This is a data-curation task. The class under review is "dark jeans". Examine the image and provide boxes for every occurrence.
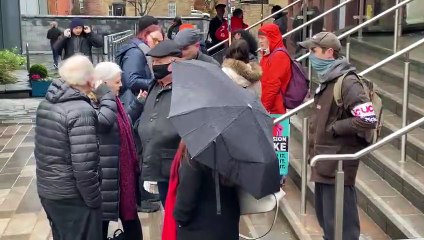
[40,197,102,240]
[51,44,59,66]
[102,216,142,240]
[157,181,169,207]
[314,183,360,240]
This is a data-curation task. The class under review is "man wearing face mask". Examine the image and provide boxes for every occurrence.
[258,23,292,114]
[299,32,377,240]
[137,40,182,208]
[116,16,163,213]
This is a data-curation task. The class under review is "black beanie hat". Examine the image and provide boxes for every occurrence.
[70,18,84,29]
[138,16,159,33]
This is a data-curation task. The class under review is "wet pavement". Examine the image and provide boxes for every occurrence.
[0,98,297,240]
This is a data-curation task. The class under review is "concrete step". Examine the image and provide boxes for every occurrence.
[290,116,424,239]
[380,111,424,167]
[350,37,424,77]
[285,123,390,240]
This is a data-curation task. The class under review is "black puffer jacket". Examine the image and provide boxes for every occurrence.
[94,84,144,221]
[34,79,101,209]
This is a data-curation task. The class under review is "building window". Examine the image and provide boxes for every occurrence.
[168,2,176,17]
[108,5,113,16]
[113,3,126,16]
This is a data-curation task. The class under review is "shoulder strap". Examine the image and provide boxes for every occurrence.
[239,193,280,240]
[333,72,351,107]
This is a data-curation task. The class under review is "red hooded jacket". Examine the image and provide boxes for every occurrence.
[259,24,291,114]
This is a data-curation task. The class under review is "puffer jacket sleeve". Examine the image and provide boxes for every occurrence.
[95,84,117,133]
[68,110,101,208]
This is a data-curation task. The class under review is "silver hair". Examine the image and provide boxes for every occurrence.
[58,55,94,86]
[94,62,122,85]
[50,21,58,27]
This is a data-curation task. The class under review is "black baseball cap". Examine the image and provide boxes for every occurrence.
[147,40,182,58]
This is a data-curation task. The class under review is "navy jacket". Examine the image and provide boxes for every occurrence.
[116,38,154,107]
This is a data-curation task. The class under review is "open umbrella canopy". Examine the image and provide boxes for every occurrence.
[169,60,280,199]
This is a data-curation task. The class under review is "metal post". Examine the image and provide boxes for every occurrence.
[301,0,308,66]
[108,36,113,61]
[334,161,345,240]
[346,36,351,62]
[308,26,313,84]
[401,53,410,162]
[25,43,30,71]
[301,117,309,215]
[358,0,365,39]
[302,0,308,43]
[394,0,401,53]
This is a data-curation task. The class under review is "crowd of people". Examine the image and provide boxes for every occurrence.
[38,3,377,240]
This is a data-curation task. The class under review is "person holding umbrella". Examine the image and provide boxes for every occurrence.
[163,60,281,240]
[137,40,183,207]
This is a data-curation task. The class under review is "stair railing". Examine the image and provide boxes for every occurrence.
[272,0,415,221]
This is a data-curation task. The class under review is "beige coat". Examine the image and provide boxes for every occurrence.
[222,59,262,98]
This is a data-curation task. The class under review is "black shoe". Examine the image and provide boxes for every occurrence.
[140,189,160,202]
[137,201,160,213]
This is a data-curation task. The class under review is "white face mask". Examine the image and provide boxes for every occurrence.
[260,48,270,55]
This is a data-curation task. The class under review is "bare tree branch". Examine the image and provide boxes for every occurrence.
[146,0,158,15]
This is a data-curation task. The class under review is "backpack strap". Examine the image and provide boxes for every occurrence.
[333,72,360,107]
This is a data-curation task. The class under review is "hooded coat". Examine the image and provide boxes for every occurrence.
[34,79,101,209]
[309,58,377,185]
[222,59,262,97]
[259,24,291,114]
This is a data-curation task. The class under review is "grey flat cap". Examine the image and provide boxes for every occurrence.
[147,40,182,58]
[174,29,201,48]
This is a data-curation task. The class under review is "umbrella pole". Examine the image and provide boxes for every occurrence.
[213,141,222,215]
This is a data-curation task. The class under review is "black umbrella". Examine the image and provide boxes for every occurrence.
[169,60,280,199]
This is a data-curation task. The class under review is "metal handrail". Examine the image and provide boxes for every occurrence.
[282,0,354,39]
[296,0,414,62]
[310,118,424,166]
[207,0,302,52]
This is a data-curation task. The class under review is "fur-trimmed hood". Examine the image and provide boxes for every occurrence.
[222,59,263,98]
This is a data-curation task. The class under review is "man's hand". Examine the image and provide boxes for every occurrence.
[64,29,71,38]
[138,90,148,99]
[84,26,91,34]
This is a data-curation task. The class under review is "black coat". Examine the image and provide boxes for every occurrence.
[34,79,101,209]
[138,82,180,181]
[54,32,103,61]
[94,84,144,221]
[174,159,240,240]
[47,27,62,45]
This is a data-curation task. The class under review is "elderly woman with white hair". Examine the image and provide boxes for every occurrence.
[34,55,102,240]
[93,62,144,240]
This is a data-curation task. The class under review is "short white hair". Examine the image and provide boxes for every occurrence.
[58,55,94,86]
[94,62,122,85]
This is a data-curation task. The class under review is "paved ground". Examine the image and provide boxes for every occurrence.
[0,98,297,240]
